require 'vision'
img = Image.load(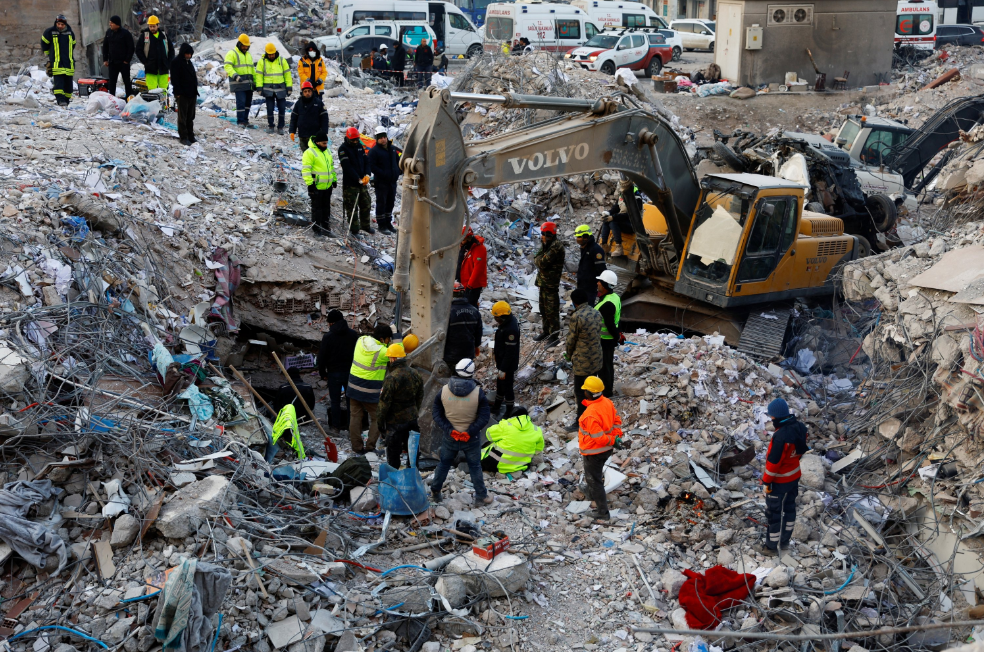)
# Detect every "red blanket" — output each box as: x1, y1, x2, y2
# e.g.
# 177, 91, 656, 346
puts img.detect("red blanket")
678, 565, 756, 630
